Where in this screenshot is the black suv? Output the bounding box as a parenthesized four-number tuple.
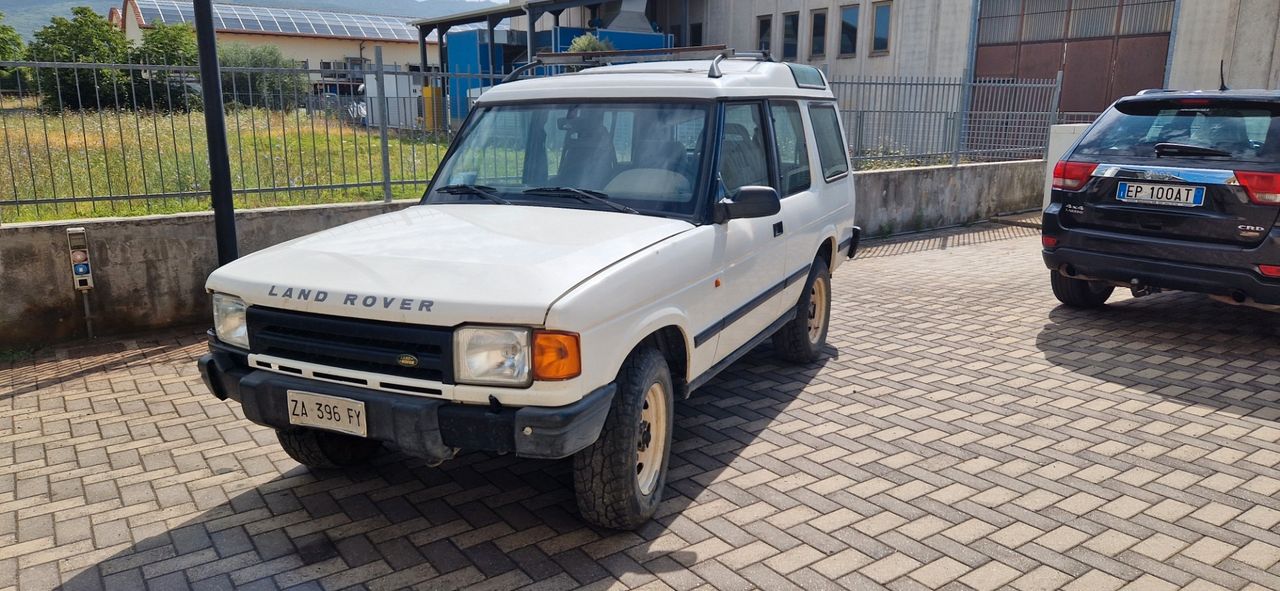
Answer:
(1042, 90, 1280, 309)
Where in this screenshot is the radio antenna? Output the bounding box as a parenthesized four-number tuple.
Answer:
(1219, 60, 1229, 91)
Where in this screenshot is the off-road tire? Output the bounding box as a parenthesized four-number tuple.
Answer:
(1050, 271, 1114, 308)
(276, 427, 382, 469)
(573, 347, 674, 530)
(775, 257, 832, 363)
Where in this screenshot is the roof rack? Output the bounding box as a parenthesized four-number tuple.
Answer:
(501, 45, 771, 83)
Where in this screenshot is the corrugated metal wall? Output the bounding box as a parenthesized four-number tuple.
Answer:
(974, 0, 1173, 113)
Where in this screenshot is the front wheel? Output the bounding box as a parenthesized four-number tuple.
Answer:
(1050, 271, 1113, 308)
(573, 347, 674, 530)
(775, 257, 832, 363)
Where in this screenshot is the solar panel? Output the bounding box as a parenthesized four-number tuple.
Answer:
(131, 0, 418, 41)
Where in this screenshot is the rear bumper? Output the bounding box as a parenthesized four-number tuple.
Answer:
(199, 344, 615, 461)
(1042, 207, 1280, 304)
(1042, 247, 1280, 304)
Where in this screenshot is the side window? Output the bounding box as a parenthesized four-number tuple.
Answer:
(718, 103, 770, 196)
(808, 103, 850, 180)
(770, 101, 811, 196)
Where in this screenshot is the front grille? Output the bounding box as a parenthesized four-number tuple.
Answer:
(247, 306, 453, 384)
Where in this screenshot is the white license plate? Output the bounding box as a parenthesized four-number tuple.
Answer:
(286, 390, 368, 437)
(1116, 182, 1206, 207)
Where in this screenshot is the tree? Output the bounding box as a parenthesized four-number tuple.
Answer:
(217, 42, 310, 110)
(567, 33, 614, 53)
(0, 12, 27, 94)
(131, 23, 199, 111)
(27, 7, 132, 110)
(133, 23, 197, 66)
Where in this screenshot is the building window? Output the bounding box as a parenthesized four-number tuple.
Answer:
(690, 22, 703, 46)
(872, 1, 891, 54)
(758, 16, 772, 52)
(810, 10, 827, 59)
(782, 12, 800, 61)
(839, 5, 859, 56)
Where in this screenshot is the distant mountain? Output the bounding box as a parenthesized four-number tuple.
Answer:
(2, 0, 501, 40)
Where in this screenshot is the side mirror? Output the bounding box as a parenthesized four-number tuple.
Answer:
(717, 186, 781, 222)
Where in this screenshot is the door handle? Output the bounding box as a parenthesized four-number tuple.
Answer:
(773, 222, 784, 237)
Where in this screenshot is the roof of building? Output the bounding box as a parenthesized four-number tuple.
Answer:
(477, 59, 836, 103)
(125, 0, 427, 43)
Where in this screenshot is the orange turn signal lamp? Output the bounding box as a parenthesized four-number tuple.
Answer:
(533, 330, 581, 381)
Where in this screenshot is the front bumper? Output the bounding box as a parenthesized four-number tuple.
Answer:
(199, 344, 615, 461)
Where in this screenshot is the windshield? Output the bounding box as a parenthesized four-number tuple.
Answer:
(1074, 99, 1280, 163)
(426, 102, 710, 218)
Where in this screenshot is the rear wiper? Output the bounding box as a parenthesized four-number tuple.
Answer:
(434, 184, 511, 204)
(522, 186, 639, 214)
(1154, 143, 1233, 158)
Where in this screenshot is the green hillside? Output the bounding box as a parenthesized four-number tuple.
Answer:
(2, 0, 493, 40)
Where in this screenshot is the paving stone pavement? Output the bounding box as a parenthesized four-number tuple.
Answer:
(3, 223, 1280, 591)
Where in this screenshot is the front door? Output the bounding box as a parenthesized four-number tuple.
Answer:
(701, 101, 787, 361)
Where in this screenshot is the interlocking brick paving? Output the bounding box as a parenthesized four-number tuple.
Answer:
(2, 223, 1279, 591)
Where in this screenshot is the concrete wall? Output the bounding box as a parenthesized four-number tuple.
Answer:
(1167, 0, 1280, 91)
(0, 201, 413, 350)
(852, 159, 1045, 236)
(1, 159, 1043, 349)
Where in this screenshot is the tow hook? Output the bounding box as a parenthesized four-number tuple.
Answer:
(1129, 278, 1158, 298)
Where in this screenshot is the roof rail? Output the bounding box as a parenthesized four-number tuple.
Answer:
(1136, 88, 1175, 95)
(501, 45, 773, 83)
(709, 48, 772, 78)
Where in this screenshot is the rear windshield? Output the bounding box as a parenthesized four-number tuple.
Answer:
(1073, 99, 1280, 163)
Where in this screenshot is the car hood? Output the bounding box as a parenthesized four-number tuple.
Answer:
(207, 204, 694, 326)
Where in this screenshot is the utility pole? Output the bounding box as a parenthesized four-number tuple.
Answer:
(193, 0, 238, 265)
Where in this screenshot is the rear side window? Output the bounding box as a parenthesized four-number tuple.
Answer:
(809, 103, 850, 179)
(770, 101, 811, 195)
(1073, 99, 1280, 163)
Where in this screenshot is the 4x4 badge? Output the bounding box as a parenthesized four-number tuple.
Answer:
(397, 354, 419, 368)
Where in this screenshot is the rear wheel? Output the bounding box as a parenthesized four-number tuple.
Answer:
(573, 347, 673, 530)
(276, 427, 382, 469)
(1050, 271, 1114, 308)
(775, 258, 832, 363)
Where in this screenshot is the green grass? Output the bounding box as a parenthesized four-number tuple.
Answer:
(0, 98, 450, 223)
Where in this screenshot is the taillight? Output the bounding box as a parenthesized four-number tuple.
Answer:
(1234, 171, 1280, 205)
(1042, 236, 1059, 249)
(1053, 161, 1097, 191)
(1259, 264, 1280, 278)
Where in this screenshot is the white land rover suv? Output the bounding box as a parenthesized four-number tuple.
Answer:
(199, 54, 860, 529)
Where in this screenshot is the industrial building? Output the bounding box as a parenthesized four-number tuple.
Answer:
(416, 0, 1278, 117)
(112, 0, 440, 72)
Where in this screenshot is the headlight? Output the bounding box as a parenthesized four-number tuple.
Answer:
(212, 293, 249, 349)
(454, 326, 531, 387)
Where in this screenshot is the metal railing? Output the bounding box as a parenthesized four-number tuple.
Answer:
(0, 54, 504, 223)
(1, 55, 1065, 222)
(830, 73, 1064, 169)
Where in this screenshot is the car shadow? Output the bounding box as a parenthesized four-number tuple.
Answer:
(59, 341, 839, 590)
(1034, 289, 1280, 418)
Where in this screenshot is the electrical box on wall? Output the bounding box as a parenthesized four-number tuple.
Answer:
(66, 227, 94, 291)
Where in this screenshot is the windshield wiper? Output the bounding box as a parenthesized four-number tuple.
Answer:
(522, 187, 639, 214)
(1154, 142, 1233, 158)
(433, 184, 511, 204)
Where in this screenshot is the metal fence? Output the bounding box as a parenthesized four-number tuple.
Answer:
(829, 73, 1063, 169)
(1, 54, 1066, 223)
(0, 54, 504, 223)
